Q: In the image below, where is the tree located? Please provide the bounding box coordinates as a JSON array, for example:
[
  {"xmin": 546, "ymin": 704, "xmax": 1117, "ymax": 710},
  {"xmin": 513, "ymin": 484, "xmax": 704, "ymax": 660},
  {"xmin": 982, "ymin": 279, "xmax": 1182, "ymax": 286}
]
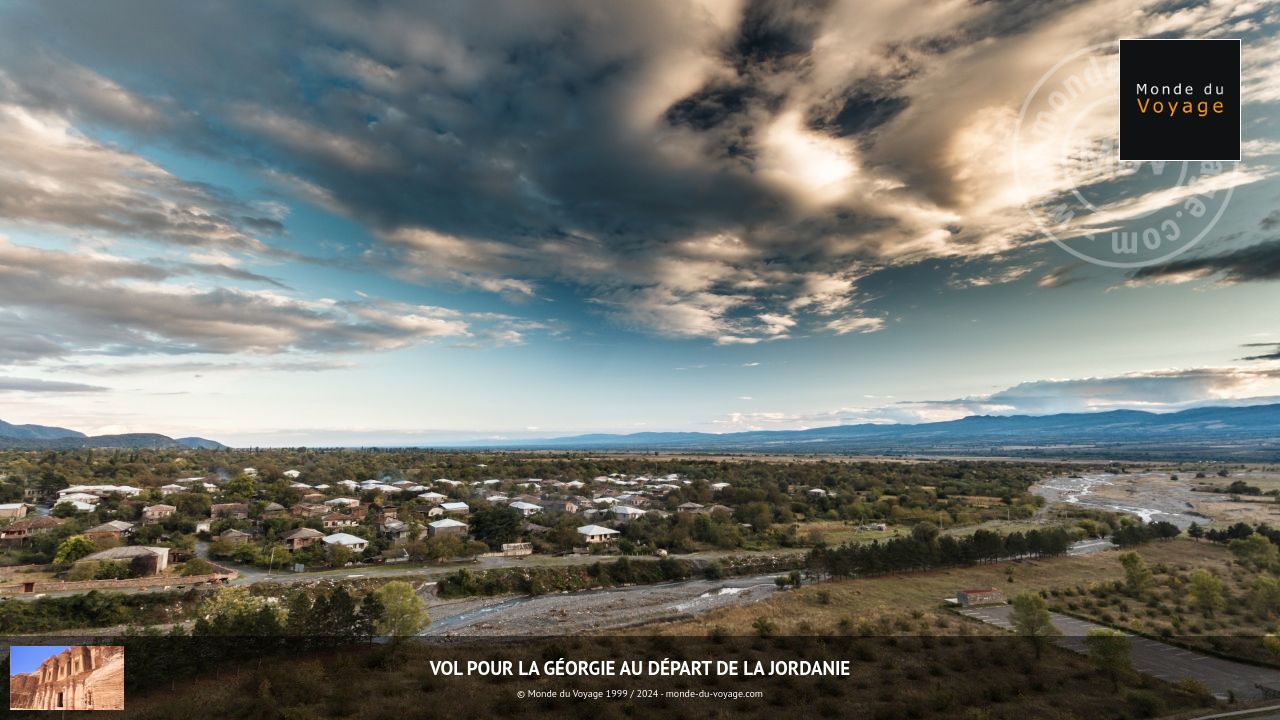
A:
[
  {"xmin": 1119, "ymin": 552, "xmax": 1153, "ymax": 595},
  {"xmin": 1188, "ymin": 569, "xmax": 1225, "ymax": 615},
  {"xmin": 326, "ymin": 542, "xmax": 354, "ymax": 567},
  {"xmin": 1010, "ymin": 592, "xmax": 1060, "ymax": 660},
  {"xmin": 53, "ymin": 535, "xmax": 95, "ymax": 567},
  {"xmin": 1253, "ymin": 576, "xmax": 1280, "ymax": 618},
  {"xmin": 373, "ymin": 580, "xmax": 431, "ymax": 636},
  {"xmin": 1230, "ymin": 534, "xmax": 1278, "ymax": 571},
  {"xmin": 1188, "ymin": 523, "xmax": 1204, "ymax": 540},
  {"xmin": 468, "ymin": 506, "xmax": 523, "ymax": 550},
  {"xmin": 1084, "ymin": 628, "xmax": 1131, "ymax": 692},
  {"xmin": 911, "ymin": 521, "xmax": 939, "ymax": 544}
]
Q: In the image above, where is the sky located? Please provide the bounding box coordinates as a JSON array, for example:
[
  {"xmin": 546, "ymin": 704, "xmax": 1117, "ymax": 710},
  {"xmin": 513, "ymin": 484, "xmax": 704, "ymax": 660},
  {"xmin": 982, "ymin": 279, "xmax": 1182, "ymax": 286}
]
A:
[
  {"xmin": 9, "ymin": 646, "xmax": 70, "ymax": 676},
  {"xmin": 0, "ymin": 0, "xmax": 1279, "ymax": 446}
]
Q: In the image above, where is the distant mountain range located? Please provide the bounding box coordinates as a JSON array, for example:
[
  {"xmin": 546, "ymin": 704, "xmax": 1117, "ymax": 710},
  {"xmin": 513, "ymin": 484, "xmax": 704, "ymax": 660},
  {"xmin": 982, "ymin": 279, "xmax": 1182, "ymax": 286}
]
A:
[
  {"xmin": 456, "ymin": 403, "xmax": 1280, "ymax": 461},
  {"xmin": 0, "ymin": 419, "xmax": 225, "ymax": 450}
]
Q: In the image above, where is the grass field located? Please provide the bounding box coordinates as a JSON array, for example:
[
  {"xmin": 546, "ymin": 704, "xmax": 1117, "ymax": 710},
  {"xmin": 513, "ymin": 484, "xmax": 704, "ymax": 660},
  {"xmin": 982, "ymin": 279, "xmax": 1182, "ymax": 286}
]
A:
[{"xmin": 647, "ymin": 539, "xmax": 1228, "ymax": 637}]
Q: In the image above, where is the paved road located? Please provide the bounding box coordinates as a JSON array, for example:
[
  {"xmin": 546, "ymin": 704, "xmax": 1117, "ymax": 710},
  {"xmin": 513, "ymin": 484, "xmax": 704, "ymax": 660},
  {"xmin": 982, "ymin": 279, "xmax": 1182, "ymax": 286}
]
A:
[
  {"xmin": 960, "ymin": 605, "xmax": 1280, "ymax": 700},
  {"xmin": 1067, "ymin": 537, "xmax": 1115, "ymax": 556}
]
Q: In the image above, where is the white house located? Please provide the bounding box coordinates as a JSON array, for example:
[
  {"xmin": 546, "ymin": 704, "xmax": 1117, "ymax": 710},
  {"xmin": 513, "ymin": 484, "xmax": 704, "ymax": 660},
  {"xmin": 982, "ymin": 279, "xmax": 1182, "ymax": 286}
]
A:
[
  {"xmin": 509, "ymin": 501, "xmax": 543, "ymax": 517},
  {"xmin": 324, "ymin": 497, "xmax": 361, "ymax": 509},
  {"xmin": 577, "ymin": 524, "xmax": 620, "ymax": 544},
  {"xmin": 283, "ymin": 470, "xmax": 302, "ymax": 479},
  {"xmin": 321, "ymin": 533, "xmax": 369, "ymax": 553},
  {"xmin": 419, "ymin": 492, "xmax": 448, "ymax": 504},
  {"xmin": 160, "ymin": 483, "xmax": 185, "ymax": 495},
  {"xmin": 612, "ymin": 505, "xmax": 647, "ymax": 522}
]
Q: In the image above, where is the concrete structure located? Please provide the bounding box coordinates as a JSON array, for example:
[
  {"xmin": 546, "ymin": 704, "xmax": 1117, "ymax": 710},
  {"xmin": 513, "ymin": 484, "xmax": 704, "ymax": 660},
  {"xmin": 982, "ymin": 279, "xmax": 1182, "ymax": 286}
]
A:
[
  {"xmin": 9, "ymin": 646, "xmax": 125, "ymax": 710},
  {"xmin": 427, "ymin": 518, "xmax": 468, "ymax": 538},
  {"xmin": 0, "ymin": 502, "xmax": 28, "ymax": 519},
  {"xmin": 218, "ymin": 528, "xmax": 251, "ymax": 545},
  {"xmin": 0, "ymin": 515, "xmax": 64, "ymax": 543},
  {"xmin": 322, "ymin": 532, "xmax": 369, "ymax": 553},
  {"xmin": 282, "ymin": 527, "xmax": 323, "ymax": 552},
  {"xmin": 83, "ymin": 520, "xmax": 134, "ymax": 544},
  {"xmin": 210, "ymin": 502, "xmax": 248, "ymax": 519},
  {"xmin": 577, "ymin": 524, "xmax": 620, "ymax": 543},
  {"xmin": 79, "ymin": 546, "xmax": 171, "ymax": 575},
  {"xmin": 956, "ymin": 587, "xmax": 1005, "ymax": 607},
  {"xmin": 142, "ymin": 504, "xmax": 176, "ymax": 522},
  {"xmin": 509, "ymin": 500, "xmax": 543, "ymax": 517}
]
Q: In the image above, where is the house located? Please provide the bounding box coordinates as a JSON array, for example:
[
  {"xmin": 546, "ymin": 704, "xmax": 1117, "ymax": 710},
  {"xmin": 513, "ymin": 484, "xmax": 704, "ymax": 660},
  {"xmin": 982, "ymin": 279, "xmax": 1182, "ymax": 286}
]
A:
[
  {"xmin": 0, "ymin": 503, "xmax": 28, "ymax": 519},
  {"xmin": 321, "ymin": 532, "xmax": 369, "ymax": 553},
  {"xmin": 218, "ymin": 528, "xmax": 251, "ymax": 545},
  {"xmin": 419, "ymin": 492, "xmax": 448, "ymax": 504},
  {"xmin": 159, "ymin": 484, "xmax": 185, "ymax": 496},
  {"xmin": 83, "ymin": 521, "xmax": 134, "ymax": 544},
  {"xmin": 380, "ymin": 518, "xmax": 411, "ymax": 543},
  {"xmin": 677, "ymin": 502, "xmax": 705, "ymax": 514},
  {"xmin": 509, "ymin": 501, "xmax": 543, "ymax": 517},
  {"xmin": 56, "ymin": 493, "xmax": 101, "ymax": 507},
  {"xmin": 0, "ymin": 515, "xmax": 65, "ymax": 543},
  {"xmin": 141, "ymin": 504, "xmax": 176, "ymax": 522},
  {"xmin": 441, "ymin": 501, "xmax": 469, "ymax": 516},
  {"xmin": 611, "ymin": 505, "xmax": 647, "ymax": 523},
  {"xmin": 282, "ymin": 527, "xmax": 324, "ymax": 552},
  {"xmin": 210, "ymin": 503, "xmax": 249, "ymax": 519},
  {"xmin": 577, "ymin": 524, "xmax": 620, "ymax": 544},
  {"xmin": 428, "ymin": 518, "xmax": 468, "ymax": 538},
  {"xmin": 710, "ymin": 482, "xmax": 731, "ymax": 492},
  {"xmin": 322, "ymin": 513, "xmax": 357, "ymax": 530},
  {"xmin": 324, "ymin": 497, "xmax": 360, "ymax": 510},
  {"xmin": 261, "ymin": 502, "xmax": 287, "ymax": 519},
  {"xmin": 78, "ymin": 545, "xmax": 170, "ymax": 575},
  {"xmin": 808, "ymin": 488, "xmax": 829, "ymax": 497},
  {"xmin": 291, "ymin": 503, "xmax": 327, "ymax": 519},
  {"xmin": 542, "ymin": 499, "xmax": 579, "ymax": 515},
  {"xmin": 282, "ymin": 470, "xmax": 302, "ymax": 479},
  {"xmin": 59, "ymin": 485, "xmax": 141, "ymax": 498},
  {"xmin": 956, "ymin": 587, "xmax": 1005, "ymax": 607}
]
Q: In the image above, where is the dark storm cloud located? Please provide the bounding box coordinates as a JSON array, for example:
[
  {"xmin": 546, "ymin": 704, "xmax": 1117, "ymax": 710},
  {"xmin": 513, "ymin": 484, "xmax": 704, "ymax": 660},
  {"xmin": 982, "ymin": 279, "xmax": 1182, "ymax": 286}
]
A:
[
  {"xmin": 1129, "ymin": 239, "xmax": 1280, "ymax": 284},
  {"xmin": 0, "ymin": 377, "xmax": 107, "ymax": 393}
]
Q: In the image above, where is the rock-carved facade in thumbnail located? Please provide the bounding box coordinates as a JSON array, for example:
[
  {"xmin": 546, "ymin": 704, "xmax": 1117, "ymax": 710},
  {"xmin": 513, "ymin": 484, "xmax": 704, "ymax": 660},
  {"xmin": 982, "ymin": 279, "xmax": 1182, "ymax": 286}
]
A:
[{"xmin": 9, "ymin": 645, "xmax": 124, "ymax": 710}]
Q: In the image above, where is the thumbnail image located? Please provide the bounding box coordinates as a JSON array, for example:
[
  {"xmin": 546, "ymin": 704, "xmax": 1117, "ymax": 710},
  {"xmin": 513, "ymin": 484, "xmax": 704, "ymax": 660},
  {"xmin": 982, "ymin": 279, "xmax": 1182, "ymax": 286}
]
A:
[{"xmin": 9, "ymin": 646, "xmax": 124, "ymax": 711}]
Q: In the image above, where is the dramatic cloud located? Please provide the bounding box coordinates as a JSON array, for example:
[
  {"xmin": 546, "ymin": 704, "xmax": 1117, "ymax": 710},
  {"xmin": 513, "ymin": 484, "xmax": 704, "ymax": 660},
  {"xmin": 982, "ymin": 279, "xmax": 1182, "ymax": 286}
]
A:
[
  {"xmin": 2, "ymin": 0, "xmax": 1272, "ymax": 347},
  {"xmin": 0, "ymin": 238, "xmax": 542, "ymax": 363}
]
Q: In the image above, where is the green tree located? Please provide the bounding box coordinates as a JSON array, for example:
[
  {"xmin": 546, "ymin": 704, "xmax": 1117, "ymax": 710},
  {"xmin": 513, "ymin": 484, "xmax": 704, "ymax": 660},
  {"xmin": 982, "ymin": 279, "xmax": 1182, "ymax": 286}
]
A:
[
  {"xmin": 1230, "ymin": 534, "xmax": 1279, "ymax": 571},
  {"xmin": 53, "ymin": 535, "xmax": 95, "ymax": 567},
  {"xmin": 1188, "ymin": 569, "xmax": 1225, "ymax": 615},
  {"xmin": 1251, "ymin": 576, "xmax": 1280, "ymax": 618},
  {"xmin": 372, "ymin": 580, "xmax": 431, "ymax": 636},
  {"xmin": 1010, "ymin": 592, "xmax": 1061, "ymax": 660},
  {"xmin": 1119, "ymin": 552, "xmax": 1153, "ymax": 594},
  {"xmin": 1084, "ymin": 628, "xmax": 1131, "ymax": 692}
]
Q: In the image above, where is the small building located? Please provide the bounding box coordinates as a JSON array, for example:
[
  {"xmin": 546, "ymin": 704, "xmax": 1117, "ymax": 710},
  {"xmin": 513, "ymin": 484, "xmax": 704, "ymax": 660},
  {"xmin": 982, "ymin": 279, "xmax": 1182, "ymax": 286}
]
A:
[
  {"xmin": 159, "ymin": 483, "xmax": 186, "ymax": 496},
  {"xmin": 427, "ymin": 518, "xmax": 468, "ymax": 538},
  {"xmin": 218, "ymin": 528, "xmax": 251, "ymax": 545},
  {"xmin": 577, "ymin": 524, "xmax": 620, "ymax": 544},
  {"xmin": 290, "ymin": 503, "xmax": 327, "ymax": 519},
  {"xmin": 282, "ymin": 527, "xmax": 324, "ymax": 552},
  {"xmin": 956, "ymin": 587, "xmax": 1006, "ymax": 607},
  {"xmin": 321, "ymin": 532, "xmax": 369, "ymax": 553},
  {"xmin": 142, "ymin": 504, "xmax": 177, "ymax": 522},
  {"xmin": 78, "ymin": 545, "xmax": 170, "ymax": 575},
  {"xmin": 210, "ymin": 503, "xmax": 249, "ymax": 519},
  {"xmin": 261, "ymin": 502, "xmax": 287, "ymax": 519},
  {"xmin": 441, "ymin": 501, "xmax": 469, "ymax": 516},
  {"xmin": 0, "ymin": 502, "xmax": 28, "ymax": 519},
  {"xmin": 509, "ymin": 501, "xmax": 543, "ymax": 517},
  {"xmin": 611, "ymin": 505, "xmax": 647, "ymax": 523},
  {"xmin": 677, "ymin": 502, "xmax": 705, "ymax": 513},
  {"xmin": 542, "ymin": 499, "xmax": 579, "ymax": 515},
  {"xmin": 323, "ymin": 513, "xmax": 357, "ymax": 530},
  {"xmin": 0, "ymin": 515, "xmax": 65, "ymax": 543},
  {"xmin": 83, "ymin": 521, "xmax": 134, "ymax": 544}
]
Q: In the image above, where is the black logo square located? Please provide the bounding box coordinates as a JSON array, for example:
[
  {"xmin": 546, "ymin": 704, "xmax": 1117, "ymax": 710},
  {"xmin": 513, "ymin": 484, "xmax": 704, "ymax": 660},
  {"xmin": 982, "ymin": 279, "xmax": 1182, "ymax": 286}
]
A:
[{"xmin": 1119, "ymin": 38, "xmax": 1240, "ymax": 161}]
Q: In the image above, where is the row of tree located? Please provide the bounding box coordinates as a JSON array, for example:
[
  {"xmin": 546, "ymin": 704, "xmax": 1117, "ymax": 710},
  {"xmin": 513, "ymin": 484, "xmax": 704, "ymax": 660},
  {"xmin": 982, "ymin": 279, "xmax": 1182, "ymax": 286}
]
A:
[{"xmin": 806, "ymin": 526, "xmax": 1077, "ymax": 578}]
